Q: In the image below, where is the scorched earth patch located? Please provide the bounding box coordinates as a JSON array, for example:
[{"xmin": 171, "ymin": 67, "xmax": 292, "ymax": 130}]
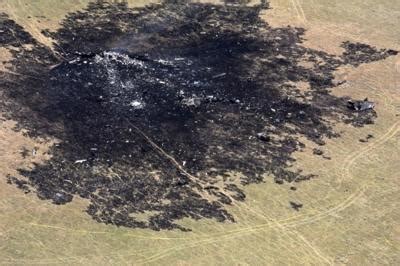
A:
[{"xmin": 0, "ymin": 1, "xmax": 397, "ymax": 230}]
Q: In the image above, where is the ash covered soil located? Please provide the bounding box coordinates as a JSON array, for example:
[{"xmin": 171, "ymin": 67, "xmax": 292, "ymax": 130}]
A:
[{"xmin": 0, "ymin": 0, "xmax": 397, "ymax": 230}]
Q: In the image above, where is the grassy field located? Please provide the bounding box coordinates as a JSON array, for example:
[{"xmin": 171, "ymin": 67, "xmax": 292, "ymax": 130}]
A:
[{"xmin": 0, "ymin": 0, "xmax": 399, "ymax": 265}]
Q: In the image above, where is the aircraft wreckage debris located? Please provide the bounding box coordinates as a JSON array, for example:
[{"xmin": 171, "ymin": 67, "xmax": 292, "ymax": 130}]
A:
[
  {"xmin": 0, "ymin": 1, "xmax": 397, "ymax": 230},
  {"xmin": 348, "ymin": 98, "xmax": 375, "ymax": 111}
]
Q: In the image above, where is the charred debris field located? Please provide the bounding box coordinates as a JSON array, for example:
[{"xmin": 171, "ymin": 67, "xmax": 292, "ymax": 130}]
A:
[{"xmin": 0, "ymin": 1, "xmax": 397, "ymax": 231}]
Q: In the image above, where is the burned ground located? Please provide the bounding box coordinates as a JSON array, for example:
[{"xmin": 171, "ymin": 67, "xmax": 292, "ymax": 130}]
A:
[{"xmin": 0, "ymin": 1, "xmax": 397, "ymax": 230}]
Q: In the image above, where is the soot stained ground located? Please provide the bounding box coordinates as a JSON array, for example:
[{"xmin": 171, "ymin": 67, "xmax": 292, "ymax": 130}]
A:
[{"xmin": 0, "ymin": 1, "xmax": 397, "ymax": 230}]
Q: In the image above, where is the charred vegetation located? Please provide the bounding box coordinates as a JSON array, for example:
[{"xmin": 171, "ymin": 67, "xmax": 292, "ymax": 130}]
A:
[{"xmin": 0, "ymin": 1, "xmax": 397, "ymax": 230}]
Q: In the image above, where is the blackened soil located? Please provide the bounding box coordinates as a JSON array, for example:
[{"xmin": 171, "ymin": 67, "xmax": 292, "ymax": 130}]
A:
[{"xmin": 0, "ymin": 1, "xmax": 397, "ymax": 230}]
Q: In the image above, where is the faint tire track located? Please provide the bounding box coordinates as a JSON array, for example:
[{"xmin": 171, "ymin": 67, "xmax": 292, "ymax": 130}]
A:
[{"xmin": 340, "ymin": 120, "xmax": 400, "ymax": 183}]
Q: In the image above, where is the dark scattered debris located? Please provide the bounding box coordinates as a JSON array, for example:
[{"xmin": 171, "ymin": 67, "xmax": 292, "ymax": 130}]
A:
[
  {"xmin": 290, "ymin": 186, "xmax": 297, "ymax": 191},
  {"xmin": 290, "ymin": 201, "xmax": 303, "ymax": 211},
  {"xmin": 0, "ymin": 0, "xmax": 397, "ymax": 230},
  {"xmin": 256, "ymin": 132, "xmax": 270, "ymax": 142},
  {"xmin": 293, "ymin": 174, "xmax": 317, "ymax": 183},
  {"xmin": 359, "ymin": 133, "xmax": 374, "ymax": 143},
  {"xmin": 312, "ymin": 148, "xmax": 324, "ymax": 156},
  {"xmin": 314, "ymin": 138, "xmax": 326, "ymax": 146}
]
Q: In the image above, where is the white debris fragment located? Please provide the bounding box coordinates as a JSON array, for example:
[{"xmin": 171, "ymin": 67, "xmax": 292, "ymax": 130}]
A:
[
  {"xmin": 95, "ymin": 51, "xmax": 145, "ymax": 67},
  {"xmin": 212, "ymin": 72, "xmax": 226, "ymax": 79},
  {"xmin": 155, "ymin": 59, "xmax": 173, "ymax": 65},
  {"xmin": 74, "ymin": 159, "xmax": 87, "ymax": 164},
  {"xmin": 129, "ymin": 100, "xmax": 145, "ymax": 109},
  {"xmin": 181, "ymin": 97, "xmax": 202, "ymax": 107},
  {"xmin": 68, "ymin": 58, "xmax": 79, "ymax": 64}
]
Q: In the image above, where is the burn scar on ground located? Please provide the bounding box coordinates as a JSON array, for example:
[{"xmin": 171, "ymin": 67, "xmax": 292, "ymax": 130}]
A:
[{"xmin": 0, "ymin": 1, "xmax": 397, "ymax": 230}]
